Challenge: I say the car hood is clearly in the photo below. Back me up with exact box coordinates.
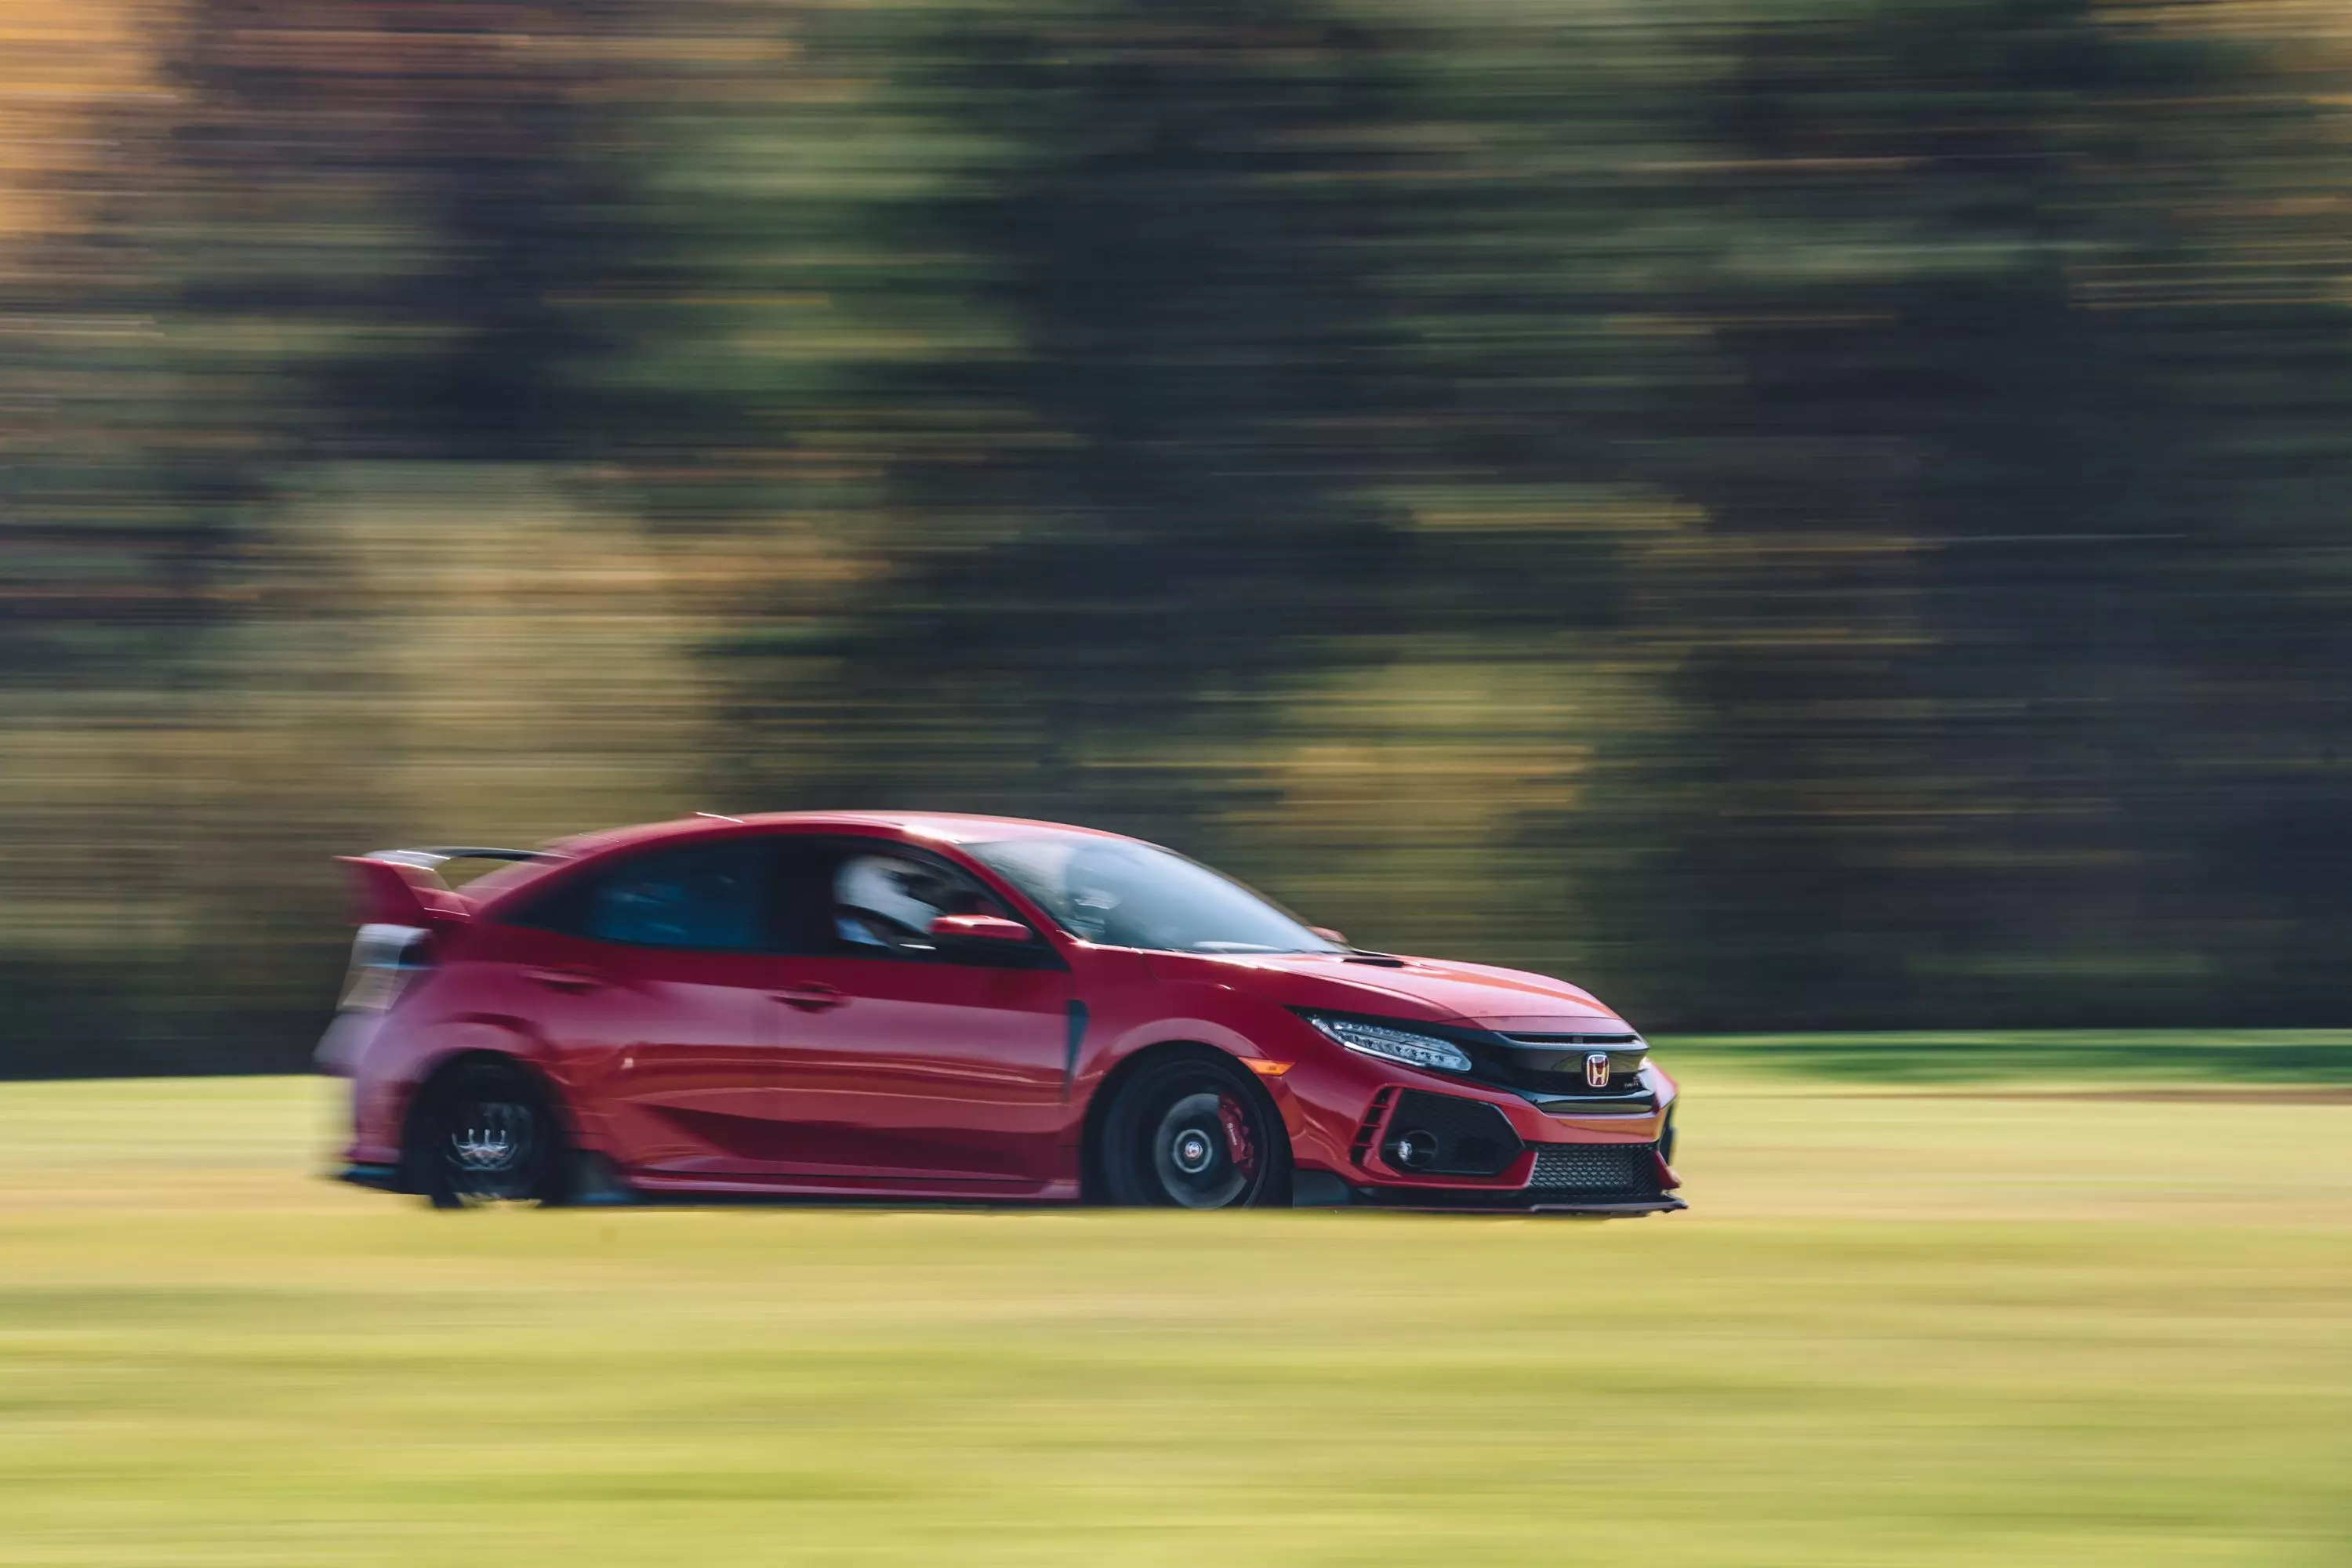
[1140,950,1631,1033]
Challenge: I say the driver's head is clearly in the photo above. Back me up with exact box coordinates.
[835,855,953,933]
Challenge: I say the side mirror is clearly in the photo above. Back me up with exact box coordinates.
[928,913,1036,945]
[1309,926,1348,946]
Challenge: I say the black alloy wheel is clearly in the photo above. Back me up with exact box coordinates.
[1102,1051,1290,1208]
[410,1058,568,1210]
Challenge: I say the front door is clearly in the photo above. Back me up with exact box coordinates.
[759,837,1073,1184]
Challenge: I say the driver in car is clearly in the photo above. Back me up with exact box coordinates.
[834,855,1000,953]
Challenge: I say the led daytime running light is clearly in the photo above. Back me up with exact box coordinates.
[1307,1014,1472,1074]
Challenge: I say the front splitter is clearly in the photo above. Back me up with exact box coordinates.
[1352,1187,1686,1215]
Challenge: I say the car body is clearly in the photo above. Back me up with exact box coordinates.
[321,812,1682,1213]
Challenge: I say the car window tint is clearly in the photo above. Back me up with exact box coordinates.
[964,834,1334,954]
[583,840,767,951]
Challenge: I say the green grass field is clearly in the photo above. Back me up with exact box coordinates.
[2,1043,2348,1566]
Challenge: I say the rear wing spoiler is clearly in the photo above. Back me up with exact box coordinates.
[336,846,557,930]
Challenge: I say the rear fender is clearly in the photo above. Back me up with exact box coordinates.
[394,1022,594,1153]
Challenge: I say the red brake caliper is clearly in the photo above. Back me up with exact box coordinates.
[1217,1097,1256,1175]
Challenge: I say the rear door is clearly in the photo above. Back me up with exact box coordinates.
[502,835,788,1176]
[757,836,1075,1184]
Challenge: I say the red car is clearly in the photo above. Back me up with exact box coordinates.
[321,813,1682,1214]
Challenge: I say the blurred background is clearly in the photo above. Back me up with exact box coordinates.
[6,0,2351,1076]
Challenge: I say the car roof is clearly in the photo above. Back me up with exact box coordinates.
[549,811,1127,858]
[463,811,1128,910]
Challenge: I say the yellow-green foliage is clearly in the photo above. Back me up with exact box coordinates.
[2,1056,2347,1566]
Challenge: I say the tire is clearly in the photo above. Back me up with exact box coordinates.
[1101,1051,1291,1209]
[407,1058,570,1210]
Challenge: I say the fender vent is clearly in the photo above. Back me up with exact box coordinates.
[1349,1087,1398,1167]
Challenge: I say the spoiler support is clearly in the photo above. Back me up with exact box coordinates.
[337,846,557,929]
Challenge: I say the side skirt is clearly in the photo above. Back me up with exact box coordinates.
[334,1161,403,1192]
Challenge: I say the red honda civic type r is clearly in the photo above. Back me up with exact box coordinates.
[321,813,1683,1214]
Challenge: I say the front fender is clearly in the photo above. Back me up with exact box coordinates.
[1087,981,1319,1081]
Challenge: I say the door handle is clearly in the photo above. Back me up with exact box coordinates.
[771,983,846,1012]
[525,965,602,993]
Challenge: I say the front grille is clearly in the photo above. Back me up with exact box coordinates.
[1526,1141,1661,1197]
[1461,1033,1650,1097]
[1385,1090,1523,1177]
[1500,1033,1642,1047]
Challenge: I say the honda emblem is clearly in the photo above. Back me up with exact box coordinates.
[1584,1051,1611,1089]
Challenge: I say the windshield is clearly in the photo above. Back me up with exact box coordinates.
[964,836,1341,955]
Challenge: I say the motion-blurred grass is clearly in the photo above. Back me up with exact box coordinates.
[2,1047,2347,1566]
[1663,1029,2352,1086]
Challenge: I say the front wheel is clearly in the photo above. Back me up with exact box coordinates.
[407,1058,569,1209]
[1102,1052,1290,1208]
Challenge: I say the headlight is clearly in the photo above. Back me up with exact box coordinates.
[1305,1014,1472,1074]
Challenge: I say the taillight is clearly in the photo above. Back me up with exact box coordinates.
[339,922,434,1013]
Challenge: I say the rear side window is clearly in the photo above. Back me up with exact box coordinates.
[568,840,770,951]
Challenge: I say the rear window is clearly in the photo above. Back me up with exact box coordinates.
[517,839,769,951]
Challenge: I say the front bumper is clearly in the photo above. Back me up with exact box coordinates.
[1274,1037,1684,1212]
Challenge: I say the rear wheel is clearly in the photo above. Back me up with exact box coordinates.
[1102,1052,1290,1208]
[407,1058,568,1209]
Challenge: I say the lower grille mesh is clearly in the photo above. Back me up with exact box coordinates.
[1526,1142,1660,1196]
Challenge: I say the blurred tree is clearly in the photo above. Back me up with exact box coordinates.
[658,0,1419,845]
[161,0,652,460]
[1588,0,2352,1023]
[8,0,2352,1073]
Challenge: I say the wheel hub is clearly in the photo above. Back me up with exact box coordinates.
[1149,1088,1261,1208]
[1172,1128,1215,1175]
[449,1100,532,1174]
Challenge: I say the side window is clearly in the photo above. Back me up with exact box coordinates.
[580,840,768,951]
[821,843,1014,960]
